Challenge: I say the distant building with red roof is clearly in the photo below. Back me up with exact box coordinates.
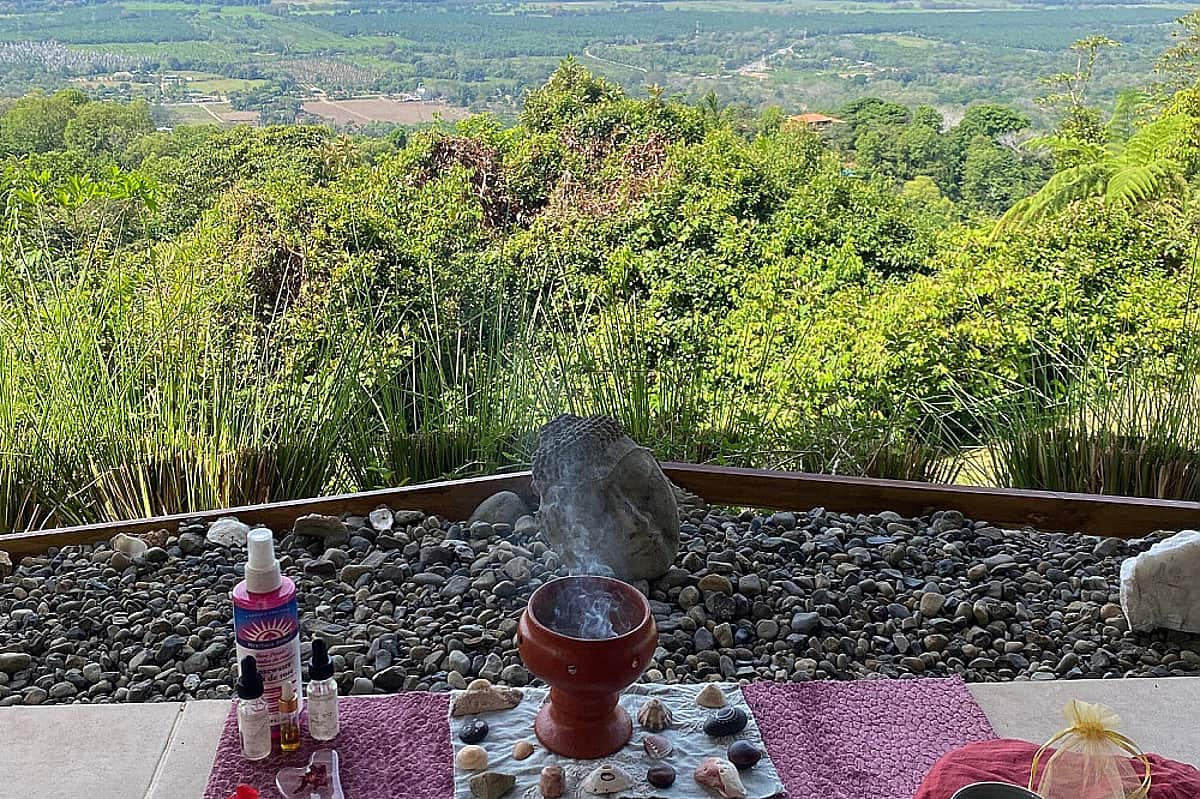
[788,113,845,130]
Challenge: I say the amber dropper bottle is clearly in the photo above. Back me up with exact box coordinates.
[278,679,301,752]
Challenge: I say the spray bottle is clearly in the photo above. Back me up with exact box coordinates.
[233,527,302,726]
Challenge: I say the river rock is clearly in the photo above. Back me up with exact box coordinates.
[0,550,10,579]
[459,718,489,744]
[532,415,679,581]
[512,740,534,760]
[727,740,762,769]
[469,491,531,528]
[1120,530,1200,632]
[451,680,522,716]
[456,745,488,770]
[647,765,677,789]
[293,514,350,546]
[207,517,250,548]
[469,771,514,799]
[110,533,147,559]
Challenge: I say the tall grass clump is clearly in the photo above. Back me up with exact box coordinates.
[546,295,790,467]
[968,351,1200,500]
[344,293,545,487]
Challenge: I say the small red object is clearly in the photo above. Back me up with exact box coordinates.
[231,786,259,799]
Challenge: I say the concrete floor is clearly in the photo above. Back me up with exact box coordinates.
[1,679,1197,799]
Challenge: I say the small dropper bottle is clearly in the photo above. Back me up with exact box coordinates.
[306,638,340,741]
[278,679,301,752]
[237,656,271,761]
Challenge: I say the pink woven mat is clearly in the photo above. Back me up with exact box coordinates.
[744,677,996,799]
[202,693,453,799]
[204,678,993,799]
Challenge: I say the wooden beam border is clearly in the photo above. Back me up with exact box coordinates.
[661,462,1200,539]
[2,463,1198,557]
[0,472,535,557]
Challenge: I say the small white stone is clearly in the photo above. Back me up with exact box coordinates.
[1120,530,1200,633]
[207,517,250,548]
[109,533,147,559]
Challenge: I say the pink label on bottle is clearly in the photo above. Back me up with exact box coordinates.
[234,596,302,725]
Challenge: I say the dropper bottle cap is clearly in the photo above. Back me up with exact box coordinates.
[244,527,281,594]
[279,679,299,713]
[309,638,334,681]
[237,656,264,700]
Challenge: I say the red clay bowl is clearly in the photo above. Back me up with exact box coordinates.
[517,575,658,759]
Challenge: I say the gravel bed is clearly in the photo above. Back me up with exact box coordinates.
[2,498,1199,706]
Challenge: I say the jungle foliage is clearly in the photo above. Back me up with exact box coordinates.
[4,21,1200,531]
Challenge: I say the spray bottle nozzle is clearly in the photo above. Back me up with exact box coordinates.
[244,528,282,594]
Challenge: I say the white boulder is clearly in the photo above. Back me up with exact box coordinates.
[1120,530,1200,633]
[207,517,250,548]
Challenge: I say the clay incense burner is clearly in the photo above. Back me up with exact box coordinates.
[517,575,658,759]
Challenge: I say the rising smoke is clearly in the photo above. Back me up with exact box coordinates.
[548,522,620,639]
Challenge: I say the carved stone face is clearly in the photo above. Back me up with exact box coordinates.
[533,414,680,582]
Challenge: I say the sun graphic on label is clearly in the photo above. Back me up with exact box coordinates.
[241,616,298,642]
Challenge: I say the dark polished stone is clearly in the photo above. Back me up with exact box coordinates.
[647,765,677,788]
[458,718,489,744]
[728,740,762,769]
[704,705,748,737]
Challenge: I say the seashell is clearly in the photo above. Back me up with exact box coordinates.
[512,740,535,761]
[647,764,677,788]
[727,740,762,769]
[453,681,523,717]
[637,698,674,731]
[469,770,516,799]
[459,718,489,744]
[539,765,565,799]
[704,705,748,737]
[696,683,728,708]
[582,764,633,795]
[694,757,747,799]
[455,745,489,771]
[642,734,673,759]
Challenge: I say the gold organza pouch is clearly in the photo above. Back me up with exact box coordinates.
[1029,700,1152,799]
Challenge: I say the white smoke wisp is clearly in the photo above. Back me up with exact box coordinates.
[549,523,620,638]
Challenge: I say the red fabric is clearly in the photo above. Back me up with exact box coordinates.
[913,739,1200,799]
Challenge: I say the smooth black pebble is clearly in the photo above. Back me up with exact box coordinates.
[704,705,748,737]
[459,718,489,744]
[728,740,762,769]
[647,765,676,788]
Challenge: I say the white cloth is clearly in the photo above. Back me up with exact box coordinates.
[449,682,785,799]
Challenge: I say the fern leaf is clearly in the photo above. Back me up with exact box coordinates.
[1104,160,1185,207]
[1122,115,1192,164]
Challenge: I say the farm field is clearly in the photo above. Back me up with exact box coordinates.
[300,97,471,126]
[0,0,1192,126]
